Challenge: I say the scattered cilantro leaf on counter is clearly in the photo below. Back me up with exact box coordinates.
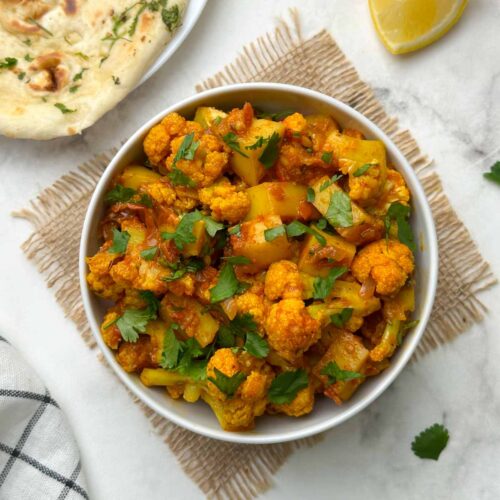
[112,75,121,85]
[228,224,241,237]
[0,57,17,70]
[330,308,353,328]
[162,257,204,282]
[161,211,202,250]
[326,191,353,227]
[312,266,347,300]
[385,202,416,252]
[222,132,249,158]
[353,163,376,177]
[320,361,363,385]
[115,291,159,342]
[54,102,76,114]
[108,228,130,254]
[321,151,333,164]
[268,369,309,404]
[319,174,343,192]
[208,368,247,397]
[259,132,281,169]
[256,109,295,121]
[160,323,182,369]
[306,187,316,203]
[140,246,158,261]
[167,167,196,187]
[244,332,269,358]
[411,424,449,460]
[264,225,286,242]
[210,261,250,303]
[24,54,33,62]
[483,161,500,185]
[246,136,268,150]
[286,220,326,246]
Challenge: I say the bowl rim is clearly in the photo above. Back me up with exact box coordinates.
[79,82,439,444]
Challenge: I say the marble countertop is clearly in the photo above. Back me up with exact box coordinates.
[1,1,499,498]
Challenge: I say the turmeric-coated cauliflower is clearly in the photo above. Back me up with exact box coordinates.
[166,133,229,188]
[264,260,303,300]
[351,240,414,297]
[199,180,250,223]
[265,299,321,363]
[347,162,387,207]
[86,248,124,300]
[269,383,315,417]
[116,335,154,373]
[100,310,121,349]
[234,291,269,330]
[143,180,199,213]
[110,256,170,294]
[372,169,410,215]
[143,113,202,167]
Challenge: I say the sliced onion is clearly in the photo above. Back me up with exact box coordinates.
[359,276,376,299]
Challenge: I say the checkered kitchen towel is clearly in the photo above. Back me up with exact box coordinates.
[0,335,88,500]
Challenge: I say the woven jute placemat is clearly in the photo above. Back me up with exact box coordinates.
[14,13,496,499]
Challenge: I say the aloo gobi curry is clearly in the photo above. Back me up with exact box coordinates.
[86,103,417,431]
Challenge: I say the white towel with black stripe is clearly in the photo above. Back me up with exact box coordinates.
[0,335,88,500]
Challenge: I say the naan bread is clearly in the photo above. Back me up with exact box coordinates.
[0,0,187,140]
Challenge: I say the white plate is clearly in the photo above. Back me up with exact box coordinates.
[138,0,207,86]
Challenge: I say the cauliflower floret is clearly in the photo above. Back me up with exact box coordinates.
[282,112,307,135]
[110,256,169,294]
[116,335,154,373]
[167,273,195,296]
[351,240,414,297]
[199,181,250,223]
[166,133,229,188]
[265,299,321,363]
[264,260,303,300]
[143,180,199,212]
[234,291,269,330]
[86,248,124,300]
[100,310,121,349]
[347,162,387,207]
[269,384,315,417]
[204,348,273,431]
[143,113,202,167]
[372,169,410,215]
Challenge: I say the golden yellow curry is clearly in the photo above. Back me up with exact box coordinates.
[86,103,417,431]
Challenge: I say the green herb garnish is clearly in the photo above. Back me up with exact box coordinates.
[286,220,326,246]
[256,109,295,121]
[245,136,268,150]
[353,163,376,177]
[222,132,249,158]
[108,228,130,254]
[18,72,25,81]
[115,291,159,342]
[258,132,281,169]
[320,361,363,384]
[24,54,34,62]
[384,202,416,252]
[312,266,347,300]
[140,246,158,261]
[209,261,250,303]
[306,187,315,203]
[208,369,247,397]
[0,58,17,70]
[54,103,76,114]
[319,174,343,191]
[326,191,353,227]
[268,369,309,404]
[330,308,353,328]
[112,75,121,85]
[264,225,286,242]
[168,167,196,187]
[162,257,204,282]
[160,323,183,369]
[411,424,449,460]
[321,151,333,164]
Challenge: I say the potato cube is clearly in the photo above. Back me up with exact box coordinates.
[193,107,227,128]
[230,215,292,273]
[119,165,161,190]
[183,220,208,257]
[230,119,285,186]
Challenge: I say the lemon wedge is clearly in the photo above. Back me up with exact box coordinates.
[369,0,468,55]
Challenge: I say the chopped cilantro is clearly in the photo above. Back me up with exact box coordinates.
[162,257,204,282]
[268,369,309,404]
[330,308,353,328]
[105,184,151,206]
[316,218,328,230]
[172,132,200,166]
[259,132,281,169]
[244,332,269,358]
[203,215,225,237]
[160,323,182,369]
[306,187,315,203]
[411,423,449,460]
[223,256,251,265]
[140,246,158,261]
[320,361,363,384]
[245,136,268,150]
[256,109,295,121]
[108,228,130,254]
[161,211,202,250]
[228,224,241,237]
[326,191,353,227]
[385,202,416,252]
[286,220,326,246]
[54,103,76,114]
[319,174,343,191]
[209,261,250,303]
[167,167,196,187]
[18,72,25,81]
[208,368,247,397]
[321,151,333,164]
[264,225,286,242]
[312,266,347,299]
[222,132,249,158]
[115,291,159,342]
[73,68,87,82]
[24,54,34,62]
[69,85,79,93]
[0,57,17,70]
[353,163,376,177]
[161,4,181,32]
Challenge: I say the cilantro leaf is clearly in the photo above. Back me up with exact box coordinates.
[161,211,202,250]
[259,132,281,169]
[223,256,252,265]
[173,132,200,166]
[319,174,343,192]
[483,160,500,185]
[73,68,87,81]
[312,266,347,299]
[268,369,309,404]
[108,228,130,254]
[24,54,34,62]
[54,103,76,114]
[256,109,295,121]
[330,308,353,328]
[245,136,268,150]
[0,57,17,70]
[160,323,182,369]
[320,361,363,385]
[321,151,333,164]
[353,163,376,177]
[210,262,250,303]
[167,167,196,187]
[411,423,449,460]
[306,187,316,203]
[244,332,269,358]
[228,224,241,237]
[105,184,137,204]
[162,257,204,282]
[115,291,159,342]
[385,202,416,252]
[316,218,328,230]
[140,246,158,261]
[202,215,225,237]
[286,220,326,246]
[264,224,286,242]
[208,368,247,397]
[161,4,180,32]
[326,191,353,227]
[223,132,249,158]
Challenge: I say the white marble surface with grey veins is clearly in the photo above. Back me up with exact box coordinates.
[1,1,499,499]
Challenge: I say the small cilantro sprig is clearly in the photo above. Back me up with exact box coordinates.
[319,174,343,192]
[330,308,353,328]
[256,109,295,121]
[0,57,17,70]
[326,191,353,227]
[162,257,204,282]
[411,423,449,460]
[245,136,269,150]
[320,361,363,385]
[140,246,158,261]
[209,258,251,303]
[228,224,241,237]
[385,202,416,252]
[286,220,327,246]
[54,103,76,114]
[268,369,309,404]
[108,228,130,254]
[160,323,183,369]
[172,132,200,165]
[115,291,159,342]
[353,163,376,177]
[483,160,500,185]
[321,151,333,164]
[306,187,316,203]
[105,184,152,207]
[168,167,196,187]
[263,225,286,242]
[222,132,249,158]
[208,368,247,397]
[312,266,347,300]
[258,132,281,169]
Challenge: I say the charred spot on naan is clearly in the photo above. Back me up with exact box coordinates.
[63,0,78,15]
[28,52,69,92]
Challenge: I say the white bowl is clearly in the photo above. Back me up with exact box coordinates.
[79,83,438,444]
